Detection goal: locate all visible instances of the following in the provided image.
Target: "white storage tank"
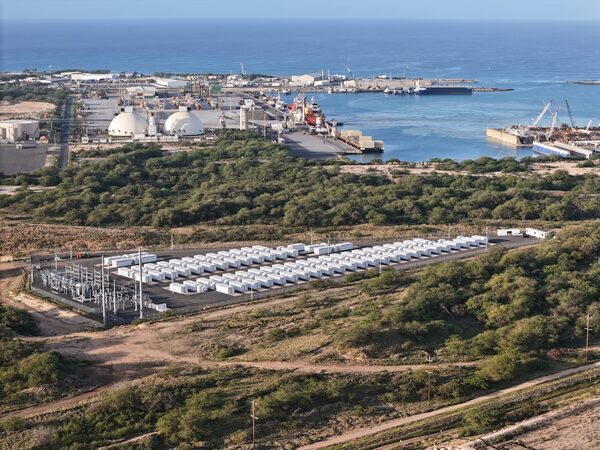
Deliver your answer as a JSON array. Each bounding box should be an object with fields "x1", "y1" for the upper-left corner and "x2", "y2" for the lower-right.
[
  {"x1": 0, "y1": 119, "x2": 40, "y2": 142},
  {"x1": 108, "y1": 107, "x2": 148, "y2": 137},
  {"x1": 164, "y1": 106, "x2": 205, "y2": 136}
]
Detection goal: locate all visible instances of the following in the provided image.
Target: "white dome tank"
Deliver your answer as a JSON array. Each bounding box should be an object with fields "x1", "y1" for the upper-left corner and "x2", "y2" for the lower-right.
[
  {"x1": 164, "y1": 106, "x2": 205, "y2": 136},
  {"x1": 108, "y1": 107, "x2": 148, "y2": 137}
]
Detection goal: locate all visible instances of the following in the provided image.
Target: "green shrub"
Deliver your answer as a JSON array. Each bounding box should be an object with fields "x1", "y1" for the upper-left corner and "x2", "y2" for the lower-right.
[{"x1": 0, "y1": 306, "x2": 39, "y2": 336}]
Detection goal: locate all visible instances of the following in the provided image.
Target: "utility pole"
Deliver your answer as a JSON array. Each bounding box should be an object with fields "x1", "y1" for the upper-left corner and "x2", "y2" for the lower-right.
[
  {"x1": 70, "y1": 245, "x2": 73, "y2": 260},
  {"x1": 585, "y1": 313, "x2": 592, "y2": 359},
  {"x1": 251, "y1": 400, "x2": 258, "y2": 450},
  {"x1": 101, "y1": 255, "x2": 106, "y2": 326},
  {"x1": 29, "y1": 254, "x2": 33, "y2": 287},
  {"x1": 171, "y1": 233, "x2": 174, "y2": 251},
  {"x1": 138, "y1": 247, "x2": 143, "y2": 319},
  {"x1": 485, "y1": 226, "x2": 489, "y2": 252},
  {"x1": 425, "y1": 352, "x2": 434, "y2": 404}
]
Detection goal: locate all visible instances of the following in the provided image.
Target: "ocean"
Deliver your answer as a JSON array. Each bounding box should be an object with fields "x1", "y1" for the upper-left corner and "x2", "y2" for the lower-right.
[{"x1": 2, "y1": 19, "x2": 599, "y2": 161}]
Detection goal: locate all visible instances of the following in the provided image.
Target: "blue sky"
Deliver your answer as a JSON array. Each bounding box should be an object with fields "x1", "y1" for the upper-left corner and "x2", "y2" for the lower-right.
[{"x1": 2, "y1": 0, "x2": 599, "y2": 21}]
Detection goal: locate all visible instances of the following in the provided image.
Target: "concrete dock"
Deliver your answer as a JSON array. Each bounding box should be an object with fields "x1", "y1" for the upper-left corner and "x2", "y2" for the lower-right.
[{"x1": 284, "y1": 131, "x2": 362, "y2": 160}]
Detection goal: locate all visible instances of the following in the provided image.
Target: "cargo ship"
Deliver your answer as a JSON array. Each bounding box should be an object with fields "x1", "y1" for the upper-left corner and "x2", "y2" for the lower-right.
[
  {"x1": 288, "y1": 95, "x2": 326, "y2": 127},
  {"x1": 304, "y1": 98, "x2": 325, "y2": 126}
]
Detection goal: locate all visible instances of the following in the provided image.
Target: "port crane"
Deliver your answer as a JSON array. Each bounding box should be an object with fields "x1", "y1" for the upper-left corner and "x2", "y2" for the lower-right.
[
  {"x1": 547, "y1": 107, "x2": 560, "y2": 140},
  {"x1": 565, "y1": 99, "x2": 576, "y2": 129},
  {"x1": 529, "y1": 100, "x2": 553, "y2": 130}
]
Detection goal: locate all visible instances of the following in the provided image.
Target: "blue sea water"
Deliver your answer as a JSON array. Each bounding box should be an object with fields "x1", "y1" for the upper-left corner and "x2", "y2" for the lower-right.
[{"x1": 2, "y1": 20, "x2": 599, "y2": 161}]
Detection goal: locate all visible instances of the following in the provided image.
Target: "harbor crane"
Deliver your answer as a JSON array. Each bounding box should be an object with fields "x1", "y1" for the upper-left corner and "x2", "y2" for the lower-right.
[
  {"x1": 529, "y1": 99, "x2": 553, "y2": 130},
  {"x1": 565, "y1": 99, "x2": 576, "y2": 129},
  {"x1": 547, "y1": 107, "x2": 560, "y2": 140}
]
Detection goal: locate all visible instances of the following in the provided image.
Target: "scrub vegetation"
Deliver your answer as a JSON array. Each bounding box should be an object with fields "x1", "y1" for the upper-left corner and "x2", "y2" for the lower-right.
[
  {"x1": 0, "y1": 306, "x2": 90, "y2": 414},
  {"x1": 329, "y1": 222, "x2": 600, "y2": 370},
  {"x1": 0, "y1": 365, "x2": 525, "y2": 450},
  {"x1": 0, "y1": 84, "x2": 69, "y2": 106},
  {"x1": 1, "y1": 134, "x2": 599, "y2": 227}
]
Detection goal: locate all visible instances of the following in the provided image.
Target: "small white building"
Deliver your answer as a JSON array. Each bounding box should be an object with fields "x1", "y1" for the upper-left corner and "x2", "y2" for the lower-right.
[
  {"x1": 525, "y1": 228, "x2": 556, "y2": 240},
  {"x1": 496, "y1": 228, "x2": 522, "y2": 237}
]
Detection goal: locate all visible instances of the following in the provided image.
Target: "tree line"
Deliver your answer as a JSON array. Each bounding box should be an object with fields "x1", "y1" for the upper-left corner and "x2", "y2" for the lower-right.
[{"x1": 1, "y1": 135, "x2": 599, "y2": 229}]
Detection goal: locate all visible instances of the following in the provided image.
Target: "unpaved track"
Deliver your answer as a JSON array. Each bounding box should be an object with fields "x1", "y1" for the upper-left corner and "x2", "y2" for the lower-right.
[
  {"x1": 299, "y1": 362, "x2": 600, "y2": 450},
  {"x1": 6, "y1": 384, "x2": 119, "y2": 419}
]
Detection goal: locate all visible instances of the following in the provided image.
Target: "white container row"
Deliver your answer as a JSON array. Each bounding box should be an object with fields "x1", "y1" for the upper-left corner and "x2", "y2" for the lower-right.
[
  {"x1": 172, "y1": 236, "x2": 486, "y2": 297},
  {"x1": 169, "y1": 281, "x2": 209, "y2": 295},
  {"x1": 305, "y1": 242, "x2": 354, "y2": 256},
  {"x1": 116, "y1": 267, "x2": 153, "y2": 283},
  {"x1": 107, "y1": 252, "x2": 157, "y2": 268}
]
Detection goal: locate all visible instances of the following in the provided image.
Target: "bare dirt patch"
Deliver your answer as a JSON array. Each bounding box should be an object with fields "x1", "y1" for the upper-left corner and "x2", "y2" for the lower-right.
[
  {"x1": 0, "y1": 101, "x2": 56, "y2": 118},
  {"x1": 531, "y1": 161, "x2": 600, "y2": 176},
  {"x1": 0, "y1": 222, "x2": 164, "y2": 256},
  {"x1": 341, "y1": 161, "x2": 600, "y2": 178}
]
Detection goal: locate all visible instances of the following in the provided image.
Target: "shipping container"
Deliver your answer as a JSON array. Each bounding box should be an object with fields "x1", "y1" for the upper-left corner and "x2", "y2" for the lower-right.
[
  {"x1": 215, "y1": 283, "x2": 235, "y2": 295},
  {"x1": 195, "y1": 278, "x2": 216, "y2": 289},
  {"x1": 262, "y1": 273, "x2": 286, "y2": 285},
  {"x1": 111, "y1": 257, "x2": 134, "y2": 268},
  {"x1": 146, "y1": 269, "x2": 166, "y2": 281},
  {"x1": 228, "y1": 280, "x2": 249, "y2": 292},
  {"x1": 161, "y1": 270, "x2": 178, "y2": 280},
  {"x1": 117, "y1": 267, "x2": 132, "y2": 277},
  {"x1": 336, "y1": 242, "x2": 354, "y2": 252},
  {"x1": 251, "y1": 275, "x2": 273, "y2": 288},
  {"x1": 170, "y1": 283, "x2": 188, "y2": 294}
]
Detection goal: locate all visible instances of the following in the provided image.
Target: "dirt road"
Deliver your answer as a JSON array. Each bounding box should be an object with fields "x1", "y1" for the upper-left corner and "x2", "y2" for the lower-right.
[{"x1": 299, "y1": 362, "x2": 600, "y2": 450}]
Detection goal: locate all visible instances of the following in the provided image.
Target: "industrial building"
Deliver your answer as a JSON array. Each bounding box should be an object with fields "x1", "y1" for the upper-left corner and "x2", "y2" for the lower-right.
[
  {"x1": 0, "y1": 119, "x2": 40, "y2": 142},
  {"x1": 154, "y1": 78, "x2": 189, "y2": 89},
  {"x1": 108, "y1": 106, "x2": 148, "y2": 137},
  {"x1": 126, "y1": 86, "x2": 157, "y2": 98},
  {"x1": 66, "y1": 72, "x2": 119, "y2": 82},
  {"x1": 290, "y1": 74, "x2": 326, "y2": 87}
]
